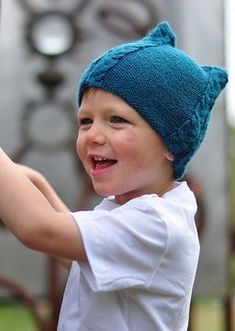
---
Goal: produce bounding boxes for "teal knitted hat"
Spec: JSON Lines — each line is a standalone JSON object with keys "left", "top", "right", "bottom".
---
{"left": 78, "top": 21, "right": 228, "bottom": 179}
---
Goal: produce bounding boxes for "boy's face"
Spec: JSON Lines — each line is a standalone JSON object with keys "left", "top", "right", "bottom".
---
{"left": 77, "top": 88, "right": 174, "bottom": 204}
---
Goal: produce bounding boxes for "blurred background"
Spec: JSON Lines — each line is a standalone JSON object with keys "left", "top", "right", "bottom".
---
{"left": 0, "top": 0, "right": 234, "bottom": 330}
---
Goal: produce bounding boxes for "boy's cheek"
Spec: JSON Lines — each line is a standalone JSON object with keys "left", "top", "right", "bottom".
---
{"left": 76, "top": 137, "right": 84, "bottom": 159}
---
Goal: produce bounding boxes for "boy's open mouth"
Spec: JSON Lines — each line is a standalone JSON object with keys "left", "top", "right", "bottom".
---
{"left": 92, "top": 156, "right": 117, "bottom": 170}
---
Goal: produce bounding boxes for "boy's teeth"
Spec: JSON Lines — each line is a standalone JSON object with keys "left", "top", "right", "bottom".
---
{"left": 94, "top": 156, "right": 108, "bottom": 161}
{"left": 92, "top": 156, "right": 117, "bottom": 170}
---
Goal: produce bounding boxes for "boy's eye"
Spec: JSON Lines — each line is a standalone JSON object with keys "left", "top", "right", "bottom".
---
{"left": 79, "top": 118, "right": 93, "bottom": 126}
{"left": 110, "top": 116, "right": 128, "bottom": 124}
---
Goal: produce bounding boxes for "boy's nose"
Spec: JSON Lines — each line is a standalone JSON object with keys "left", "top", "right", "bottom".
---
{"left": 86, "top": 123, "right": 106, "bottom": 145}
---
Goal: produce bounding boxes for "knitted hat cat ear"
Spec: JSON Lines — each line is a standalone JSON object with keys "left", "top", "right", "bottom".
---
{"left": 78, "top": 21, "right": 228, "bottom": 179}
{"left": 143, "top": 20, "right": 176, "bottom": 46}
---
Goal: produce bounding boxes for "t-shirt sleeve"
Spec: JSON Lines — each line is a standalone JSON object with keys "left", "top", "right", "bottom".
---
{"left": 71, "top": 200, "right": 168, "bottom": 292}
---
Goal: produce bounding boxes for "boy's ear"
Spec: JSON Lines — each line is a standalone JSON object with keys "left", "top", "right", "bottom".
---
{"left": 165, "top": 151, "right": 174, "bottom": 162}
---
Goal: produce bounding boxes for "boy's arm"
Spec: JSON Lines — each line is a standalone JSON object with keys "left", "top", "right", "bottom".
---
{"left": 17, "top": 164, "right": 73, "bottom": 269}
{"left": 17, "top": 164, "right": 69, "bottom": 213}
{"left": 0, "top": 148, "right": 87, "bottom": 263}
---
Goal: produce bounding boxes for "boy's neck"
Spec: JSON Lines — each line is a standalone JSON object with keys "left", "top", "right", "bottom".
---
{"left": 156, "top": 181, "right": 177, "bottom": 197}
{"left": 114, "top": 179, "right": 176, "bottom": 205}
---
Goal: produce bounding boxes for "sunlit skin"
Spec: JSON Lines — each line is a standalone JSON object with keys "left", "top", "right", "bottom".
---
{"left": 77, "top": 88, "right": 175, "bottom": 205}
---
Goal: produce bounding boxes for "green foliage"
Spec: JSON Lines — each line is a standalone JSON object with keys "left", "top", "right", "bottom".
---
{"left": 192, "top": 297, "right": 225, "bottom": 331}
{"left": 1, "top": 299, "right": 234, "bottom": 331}
{"left": 0, "top": 304, "right": 38, "bottom": 331}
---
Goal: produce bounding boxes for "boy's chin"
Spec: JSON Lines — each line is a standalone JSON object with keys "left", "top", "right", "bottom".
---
{"left": 93, "top": 185, "right": 123, "bottom": 199}
{"left": 93, "top": 186, "right": 113, "bottom": 197}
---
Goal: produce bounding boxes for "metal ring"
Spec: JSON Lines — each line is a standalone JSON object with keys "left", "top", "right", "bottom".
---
{"left": 19, "top": 99, "right": 76, "bottom": 153}
{"left": 97, "top": 0, "right": 159, "bottom": 38}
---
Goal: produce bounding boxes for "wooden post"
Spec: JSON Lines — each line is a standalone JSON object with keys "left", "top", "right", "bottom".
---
{"left": 224, "top": 292, "right": 233, "bottom": 331}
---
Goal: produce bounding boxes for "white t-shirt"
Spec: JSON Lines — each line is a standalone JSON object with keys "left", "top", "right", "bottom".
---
{"left": 57, "top": 182, "right": 200, "bottom": 331}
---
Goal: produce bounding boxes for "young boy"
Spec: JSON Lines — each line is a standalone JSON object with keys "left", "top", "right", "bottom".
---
{"left": 0, "top": 21, "right": 228, "bottom": 330}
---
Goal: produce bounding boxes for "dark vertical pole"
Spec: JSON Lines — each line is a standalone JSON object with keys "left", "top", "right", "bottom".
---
{"left": 224, "top": 292, "right": 233, "bottom": 331}
{"left": 187, "top": 300, "right": 194, "bottom": 331}
{"left": 48, "top": 257, "right": 61, "bottom": 331}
